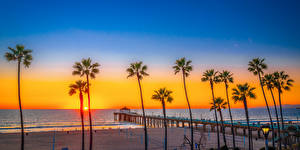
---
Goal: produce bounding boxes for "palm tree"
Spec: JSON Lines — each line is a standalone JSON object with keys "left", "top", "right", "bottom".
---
{"left": 5, "top": 44, "right": 33, "bottom": 150}
{"left": 232, "top": 83, "right": 256, "bottom": 150}
{"left": 201, "top": 69, "right": 221, "bottom": 149}
{"left": 273, "top": 71, "right": 294, "bottom": 148}
{"left": 210, "top": 97, "right": 228, "bottom": 148}
{"left": 72, "top": 58, "right": 100, "bottom": 150}
{"left": 263, "top": 74, "right": 282, "bottom": 149}
{"left": 173, "top": 57, "right": 194, "bottom": 150}
{"left": 151, "top": 88, "right": 174, "bottom": 150}
{"left": 127, "top": 61, "right": 149, "bottom": 150}
{"left": 69, "top": 80, "right": 88, "bottom": 150}
{"left": 248, "top": 58, "right": 275, "bottom": 147}
{"left": 219, "top": 70, "right": 236, "bottom": 149}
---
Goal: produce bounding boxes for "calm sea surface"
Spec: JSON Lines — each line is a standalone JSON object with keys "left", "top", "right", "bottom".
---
{"left": 0, "top": 108, "right": 299, "bottom": 133}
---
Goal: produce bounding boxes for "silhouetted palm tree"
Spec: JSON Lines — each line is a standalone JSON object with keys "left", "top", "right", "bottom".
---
{"left": 72, "top": 58, "right": 100, "bottom": 150}
{"left": 210, "top": 97, "right": 228, "bottom": 148}
{"left": 173, "top": 57, "right": 194, "bottom": 150}
{"left": 248, "top": 58, "right": 275, "bottom": 147}
{"left": 152, "top": 88, "right": 174, "bottom": 150}
{"left": 273, "top": 71, "right": 294, "bottom": 148}
{"left": 127, "top": 61, "right": 149, "bottom": 150}
{"left": 5, "top": 44, "right": 33, "bottom": 150}
{"left": 263, "top": 74, "right": 282, "bottom": 150}
{"left": 201, "top": 69, "right": 221, "bottom": 149}
{"left": 219, "top": 70, "right": 236, "bottom": 149}
{"left": 232, "top": 83, "right": 256, "bottom": 150}
{"left": 69, "top": 80, "right": 88, "bottom": 150}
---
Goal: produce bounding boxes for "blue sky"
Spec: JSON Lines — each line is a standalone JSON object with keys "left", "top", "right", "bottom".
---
{"left": 1, "top": 0, "right": 300, "bottom": 109}
{"left": 1, "top": 0, "right": 300, "bottom": 71}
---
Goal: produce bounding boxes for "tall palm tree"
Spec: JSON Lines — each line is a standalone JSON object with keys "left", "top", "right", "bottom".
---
{"left": 232, "top": 83, "right": 256, "bottom": 150}
{"left": 127, "top": 61, "right": 149, "bottom": 150}
{"left": 248, "top": 58, "right": 275, "bottom": 147}
{"left": 5, "top": 44, "right": 33, "bottom": 150}
{"left": 173, "top": 57, "right": 194, "bottom": 150}
{"left": 201, "top": 69, "right": 221, "bottom": 149}
{"left": 273, "top": 71, "right": 294, "bottom": 148}
{"left": 210, "top": 97, "right": 228, "bottom": 148}
{"left": 69, "top": 80, "right": 88, "bottom": 150}
{"left": 72, "top": 58, "right": 100, "bottom": 150}
{"left": 219, "top": 70, "right": 236, "bottom": 149}
{"left": 263, "top": 74, "right": 282, "bottom": 149}
{"left": 151, "top": 88, "right": 174, "bottom": 150}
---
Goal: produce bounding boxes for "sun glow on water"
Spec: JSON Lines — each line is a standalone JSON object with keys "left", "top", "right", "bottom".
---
{"left": 84, "top": 107, "right": 88, "bottom": 111}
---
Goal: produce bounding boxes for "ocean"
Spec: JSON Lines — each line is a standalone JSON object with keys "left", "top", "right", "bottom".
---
{"left": 0, "top": 108, "right": 299, "bottom": 133}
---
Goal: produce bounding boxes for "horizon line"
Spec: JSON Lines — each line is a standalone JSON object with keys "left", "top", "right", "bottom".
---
{"left": 1, "top": 105, "right": 298, "bottom": 110}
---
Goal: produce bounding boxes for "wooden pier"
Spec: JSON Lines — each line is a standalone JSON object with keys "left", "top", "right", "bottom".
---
{"left": 113, "top": 112, "right": 269, "bottom": 138}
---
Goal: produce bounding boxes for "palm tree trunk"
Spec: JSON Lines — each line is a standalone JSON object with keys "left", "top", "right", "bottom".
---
{"left": 182, "top": 71, "right": 194, "bottom": 150}
{"left": 225, "top": 83, "right": 236, "bottom": 149}
{"left": 219, "top": 110, "right": 227, "bottom": 147}
{"left": 137, "top": 76, "right": 148, "bottom": 150}
{"left": 86, "top": 75, "right": 93, "bottom": 150}
{"left": 278, "top": 90, "right": 286, "bottom": 148}
{"left": 162, "top": 100, "right": 167, "bottom": 150}
{"left": 270, "top": 89, "right": 281, "bottom": 150}
{"left": 277, "top": 90, "right": 284, "bottom": 129}
{"left": 243, "top": 99, "right": 252, "bottom": 150}
{"left": 210, "top": 82, "right": 220, "bottom": 150}
{"left": 258, "top": 73, "right": 275, "bottom": 148}
{"left": 80, "top": 92, "right": 85, "bottom": 150}
{"left": 18, "top": 60, "right": 25, "bottom": 150}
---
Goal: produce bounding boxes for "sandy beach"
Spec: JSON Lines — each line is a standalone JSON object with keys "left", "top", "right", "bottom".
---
{"left": 0, "top": 127, "right": 267, "bottom": 150}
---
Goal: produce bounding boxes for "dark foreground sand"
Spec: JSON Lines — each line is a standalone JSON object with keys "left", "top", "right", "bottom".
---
{"left": 0, "top": 128, "right": 266, "bottom": 150}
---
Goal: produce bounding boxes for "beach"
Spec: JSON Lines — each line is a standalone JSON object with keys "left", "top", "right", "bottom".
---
{"left": 1, "top": 109, "right": 296, "bottom": 149}
{"left": 0, "top": 128, "right": 267, "bottom": 150}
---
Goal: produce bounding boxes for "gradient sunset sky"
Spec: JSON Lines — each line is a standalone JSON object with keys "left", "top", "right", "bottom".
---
{"left": 0, "top": 0, "right": 300, "bottom": 109}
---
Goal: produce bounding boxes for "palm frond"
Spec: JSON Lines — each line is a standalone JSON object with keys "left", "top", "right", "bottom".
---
{"left": 126, "top": 61, "right": 148, "bottom": 79}
{"left": 201, "top": 77, "right": 209, "bottom": 82}
{"left": 4, "top": 52, "right": 17, "bottom": 61}
{"left": 248, "top": 57, "right": 267, "bottom": 75}
{"left": 151, "top": 88, "right": 173, "bottom": 104}
{"left": 23, "top": 49, "right": 32, "bottom": 55}
{"left": 16, "top": 44, "right": 25, "bottom": 51}
{"left": 23, "top": 54, "right": 33, "bottom": 68}
{"left": 72, "top": 71, "right": 81, "bottom": 76}
{"left": 219, "top": 70, "right": 234, "bottom": 84}
{"left": 69, "top": 88, "right": 76, "bottom": 96}
{"left": 167, "top": 96, "right": 173, "bottom": 103}
{"left": 232, "top": 83, "right": 256, "bottom": 104}
{"left": 90, "top": 62, "right": 100, "bottom": 69}
{"left": 72, "top": 58, "right": 100, "bottom": 78}
{"left": 273, "top": 71, "right": 294, "bottom": 93}
{"left": 69, "top": 80, "right": 87, "bottom": 96}
{"left": 173, "top": 57, "right": 192, "bottom": 77}
{"left": 140, "top": 71, "right": 149, "bottom": 76}
{"left": 92, "top": 68, "right": 99, "bottom": 74}
{"left": 90, "top": 73, "right": 95, "bottom": 79}
{"left": 8, "top": 47, "right": 17, "bottom": 54}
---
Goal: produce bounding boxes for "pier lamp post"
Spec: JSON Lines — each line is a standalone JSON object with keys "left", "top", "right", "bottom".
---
{"left": 261, "top": 125, "right": 270, "bottom": 150}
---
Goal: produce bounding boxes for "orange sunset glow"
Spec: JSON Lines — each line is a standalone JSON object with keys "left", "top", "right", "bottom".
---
{"left": 1, "top": 63, "right": 299, "bottom": 109}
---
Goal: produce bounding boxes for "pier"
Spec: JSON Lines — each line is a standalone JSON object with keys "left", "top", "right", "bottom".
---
{"left": 113, "top": 112, "right": 270, "bottom": 138}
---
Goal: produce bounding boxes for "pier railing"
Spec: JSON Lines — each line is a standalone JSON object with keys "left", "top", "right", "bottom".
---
{"left": 113, "top": 112, "right": 270, "bottom": 138}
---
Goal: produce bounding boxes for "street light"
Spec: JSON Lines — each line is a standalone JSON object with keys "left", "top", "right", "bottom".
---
{"left": 261, "top": 125, "right": 270, "bottom": 150}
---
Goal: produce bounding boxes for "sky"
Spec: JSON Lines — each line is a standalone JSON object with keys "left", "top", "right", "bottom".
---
{"left": 0, "top": 0, "right": 300, "bottom": 109}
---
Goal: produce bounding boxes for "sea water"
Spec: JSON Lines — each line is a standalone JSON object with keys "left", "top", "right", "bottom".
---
{"left": 0, "top": 108, "right": 299, "bottom": 133}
